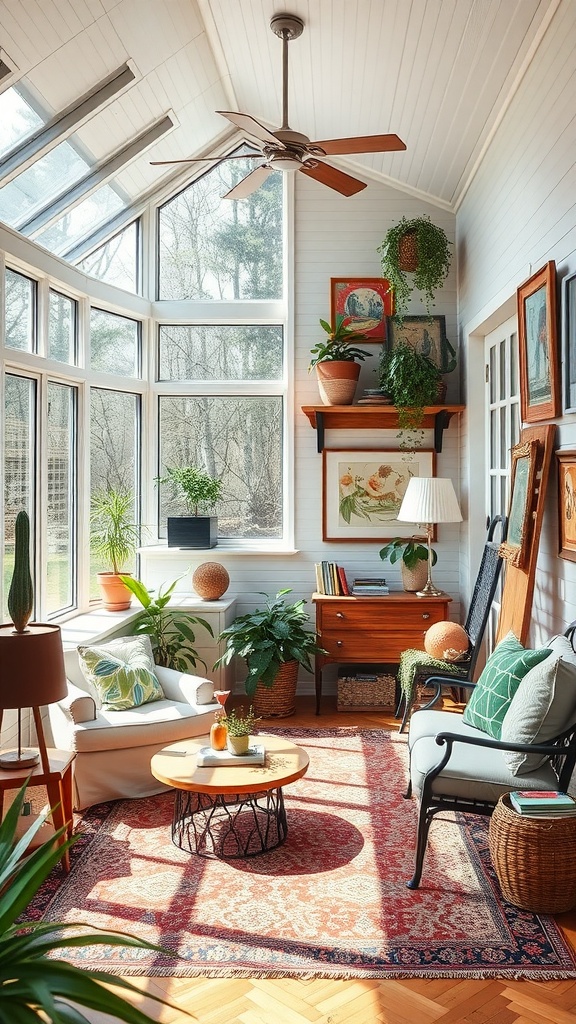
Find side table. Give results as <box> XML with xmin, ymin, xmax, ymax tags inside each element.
<box><xmin>0</xmin><ymin>748</ymin><xmax>76</xmax><ymax>872</ymax></box>
<box><xmin>488</xmin><ymin>793</ymin><xmax>576</xmax><ymax>913</ymax></box>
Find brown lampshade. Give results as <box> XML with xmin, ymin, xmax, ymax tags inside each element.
<box><xmin>0</xmin><ymin>623</ymin><xmax>68</xmax><ymax>709</ymax></box>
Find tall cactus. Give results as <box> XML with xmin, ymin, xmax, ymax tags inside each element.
<box><xmin>8</xmin><ymin>510</ymin><xmax>34</xmax><ymax>633</ymax></box>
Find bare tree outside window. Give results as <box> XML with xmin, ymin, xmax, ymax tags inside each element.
<box><xmin>77</xmin><ymin>221</ymin><xmax>139</xmax><ymax>293</ymax></box>
<box><xmin>5</xmin><ymin>269</ymin><xmax>35</xmax><ymax>352</ymax></box>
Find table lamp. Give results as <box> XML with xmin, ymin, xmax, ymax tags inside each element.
<box><xmin>0</xmin><ymin>623</ymin><xmax>67</xmax><ymax>771</ymax></box>
<box><xmin>397</xmin><ymin>477</ymin><xmax>463</xmax><ymax>597</ymax></box>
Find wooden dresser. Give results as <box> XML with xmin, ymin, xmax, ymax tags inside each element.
<box><xmin>312</xmin><ymin>592</ymin><xmax>452</xmax><ymax>714</ymax></box>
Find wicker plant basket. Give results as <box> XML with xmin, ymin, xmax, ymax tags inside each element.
<box><xmin>398</xmin><ymin>229</ymin><xmax>419</xmax><ymax>272</ymax></box>
<box><xmin>488</xmin><ymin>794</ymin><xmax>576</xmax><ymax>913</ymax></box>
<box><xmin>252</xmin><ymin>660</ymin><xmax>299</xmax><ymax>718</ymax></box>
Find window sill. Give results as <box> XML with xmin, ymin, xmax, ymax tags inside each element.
<box><xmin>138</xmin><ymin>544</ymin><xmax>299</xmax><ymax>556</ymax></box>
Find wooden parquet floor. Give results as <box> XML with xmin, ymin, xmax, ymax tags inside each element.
<box><xmin>101</xmin><ymin>697</ymin><xmax>576</xmax><ymax>1024</ymax></box>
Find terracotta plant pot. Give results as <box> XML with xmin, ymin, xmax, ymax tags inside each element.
<box><xmin>316</xmin><ymin>361</ymin><xmax>360</xmax><ymax>406</ymax></box>
<box><xmin>401</xmin><ymin>560</ymin><xmax>429</xmax><ymax>593</ymax></box>
<box><xmin>96</xmin><ymin>572</ymin><xmax>133</xmax><ymax>611</ymax></box>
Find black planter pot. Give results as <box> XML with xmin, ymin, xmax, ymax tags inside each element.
<box><xmin>167</xmin><ymin>516</ymin><xmax>218</xmax><ymax>549</ymax></box>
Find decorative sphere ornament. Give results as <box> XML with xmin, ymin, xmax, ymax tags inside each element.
<box><xmin>424</xmin><ymin>620</ymin><xmax>469</xmax><ymax>662</ymax></box>
<box><xmin>192</xmin><ymin>562</ymin><xmax>230</xmax><ymax>601</ymax></box>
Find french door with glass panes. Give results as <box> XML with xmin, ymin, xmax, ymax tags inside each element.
<box><xmin>484</xmin><ymin>315</ymin><xmax>520</xmax><ymax>644</ymax></box>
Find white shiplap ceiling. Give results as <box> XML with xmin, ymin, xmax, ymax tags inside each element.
<box><xmin>0</xmin><ymin>0</ymin><xmax>560</xmax><ymax>211</ymax></box>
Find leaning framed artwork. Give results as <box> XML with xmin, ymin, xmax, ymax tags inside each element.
<box><xmin>562</xmin><ymin>271</ymin><xmax>576</xmax><ymax>414</ymax></box>
<box><xmin>322</xmin><ymin>448</ymin><xmax>436</xmax><ymax>541</ymax></box>
<box><xmin>330</xmin><ymin>278</ymin><xmax>394</xmax><ymax>342</ymax></box>
<box><xmin>517</xmin><ymin>260</ymin><xmax>559</xmax><ymax>423</ymax></box>
<box><xmin>557</xmin><ymin>449</ymin><xmax>576</xmax><ymax>562</ymax></box>
<box><xmin>499</xmin><ymin>439</ymin><xmax>538</xmax><ymax>568</ymax></box>
<box><xmin>386</xmin><ymin>315</ymin><xmax>456</xmax><ymax>373</ymax></box>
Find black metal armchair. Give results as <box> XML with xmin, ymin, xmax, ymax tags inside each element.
<box><xmin>396</xmin><ymin>514</ymin><xmax>508</xmax><ymax>732</ymax></box>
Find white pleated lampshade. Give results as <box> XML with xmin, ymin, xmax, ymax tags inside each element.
<box><xmin>397</xmin><ymin>477</ymin><xmax>463</xmax><ymax>525</ymax></box>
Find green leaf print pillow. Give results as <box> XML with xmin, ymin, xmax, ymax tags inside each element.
<box><xmin>78</xmin><ymin>635</ymin><xmax>164</xmax><ymax>711</ymax></box>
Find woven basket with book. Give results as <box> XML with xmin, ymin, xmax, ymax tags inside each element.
<box><xmin>337</xmin><ymin>671</ymin><xmax>396</xmax><ymax>712</ymax></box>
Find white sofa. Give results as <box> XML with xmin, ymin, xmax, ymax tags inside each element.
<box><xmin>46</xmin><ymin>647</ymin><xmax>219</xmax><ymax>810</ymax></box>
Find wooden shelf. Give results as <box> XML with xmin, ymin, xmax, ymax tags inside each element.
<box><xmin>301</xmin><ymin>404</ymin><xmax>465</xmax><ymax>453</ymax></box>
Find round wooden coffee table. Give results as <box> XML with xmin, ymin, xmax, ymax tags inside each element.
<box><xmin>151</xmin><ymin>734</ymin><xmax>309</xmax><ymax>859</ymax></box>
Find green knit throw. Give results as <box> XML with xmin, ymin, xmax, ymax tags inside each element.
<box><xmin>397</xmin><ymin>648</ymin><xmax>468</xmax><ymax>704</ymax></box>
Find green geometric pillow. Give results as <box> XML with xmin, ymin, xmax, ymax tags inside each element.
<box><xmin>78</xmin><ymin>635</ymin><xmax>164</xmax><ymax>711</ymax></box>
<box><xmin>462</xmin><ymin>632</ymin><xmax>551</xmax><ymax>739</ymax></box>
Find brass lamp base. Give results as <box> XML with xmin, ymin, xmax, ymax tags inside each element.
<box><xmin>416</xmin><ymin>581</ymin><xmax>445</xmax><ymax>598</ymax></box>
<box><xmin>0</xmin><ymin>748</ymin><xmax>40</xmax><ymax>770</ymax></box>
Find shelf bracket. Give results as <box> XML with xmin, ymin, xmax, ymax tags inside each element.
<box><xmin>434</xmin><ymin>409</ymin><xmax>452</xmax><ymax>453</ymax></box>
<box><xmin>315</xmin><ymin>410</ymin><xmax>325</xmax><ymax>453</ymax></box>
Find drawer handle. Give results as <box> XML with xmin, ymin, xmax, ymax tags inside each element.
<box><xmin>422</xmin><ymin>613</ymin><xmax>430</xmax><ymax>620</ymax></box>
<box><xmin>336</xmin><ymin>640</ymin><xmax>343</xmax><ymax>647</ymax></box>
<box><xmin>336</xmin><ymin>612</ymin><xmax>345</xmax><ymax>619</ymax></box>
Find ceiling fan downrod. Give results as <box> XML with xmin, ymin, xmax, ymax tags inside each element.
<box><xmin>270</xmin><ymin>13</ymin><xmax>304</xmax><ymax>132</ymax></box>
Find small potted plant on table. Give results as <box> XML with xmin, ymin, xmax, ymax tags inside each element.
<box><xmin>215</xmin><ymin>589</ymin><xmax>325</xmax><ymax>718</ymax></box>
<box><xmin>222</xmin><ymin>705</ymin><xmax>259</xmax><ymax>755</ymax></box>
<box><xmin>309</xmin><ymin>315</ymin><xmax>371</xmax><ymax>405</ymax></box>
<box><xmin>159</xmin><ymin>465</ymin><xmax>222</xmax><ymax>549</ymax></box>
<box><xmin>90</xmin><ymin>488</ymin><xmax>140</xmax><ymax>610</ymax></box>
<box><xmin>379</xmin><ymin>537</ymin><xmax>437</xmax><ymax>592</ymax></box>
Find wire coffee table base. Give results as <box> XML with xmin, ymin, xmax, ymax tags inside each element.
<box><xmin>172</xmin><ymin>787</ymin><xmax>288</xmax><ymax>858</ymax></box>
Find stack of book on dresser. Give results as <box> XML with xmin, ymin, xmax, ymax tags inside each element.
<box><xmin>314</xmin><ymin>561</ymin><xmax>350</xmax><ymax>595</ymax></box>
<box><xmin>351</xmin><ymin>577</ymin><xmax>389</xmax><ymax>596</ymax></box>
<box><xmin>509</xmin><ymin>791</ymin><xmax>576</xmax><ymax>816</ymax></box>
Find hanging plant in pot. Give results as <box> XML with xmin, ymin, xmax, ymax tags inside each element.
<box><xmin>377</xmin><ymin>215</ymin><xmax>452</xmax><ymax>320</ymax></box>
<box><xmin>379</xmin><ymin>341</ymin><xmax>442</xmax><ymax>448</ymax></box>
<box><xmin>379</xmin><ymin>536</ymin><xmax>437</xmax><ymax>592</ymax></box>
<box><xmin>309</xmin><ymin>315</ymin><xmax>371</xmax><ymax>405</ymax></box>
<box><xmin>90</xmin><ymin>488</ymin><xmax>140</xmax><ymax>611</ymax></box>
<box><xmin>214</xmin><ymin>589</ymin><xmax>325</xmax><ymax>718</ymax></box>
<box><xmin>159</xmin><ymin>465</ymin><xmax>222</xmax><ymax>549</ymax></box>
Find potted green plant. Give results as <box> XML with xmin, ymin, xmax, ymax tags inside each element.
<box><xmin>159</xmin><ymin>465</ymin><xmax>222</xmax><ymax>549</ymax></box>
<box><xmin>379</xmin><ymin>341</ymin><xmax>442</xmax><ymax>446</ymax></box>
<box><xmin>120</xmin><ymin>574</ymin><xmax>213</xmax><ymax>671</ymax></box>
<box><xmin>379</xmin><ymin>536</ymin><xmax>437</xmax><ymax>592</ymax></box>
<box><xmin>90</xmin><ymin>488</ymin><xmax>140</xmax><ymax>610</ymax></box>
<box><xmin>0</xmin><ymin>782</ymin><xmax>183</xmax><ymax>1023</ymax></box>
<box><xmin>309</xmin><ymin>314</ymin><xmax>371</xmax><ymax>406</ymax></box>
<box><xmin>222</xmin><ymin>705</ymin><xmax>259</xmax><ymax>755</ymax></box>
<box><xmin>215</xmin><ymin>589</ymin><xmax>325</xmax><ymax>718</ymax></box>
<box><xmin>377</xmin><ymin>215</ymin><xmax>452</xmax><ymax>319</ymax></box>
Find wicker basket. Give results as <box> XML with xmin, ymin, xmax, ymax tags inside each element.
<box><xmin>252</xmin><ymin>660</ymin><xmax>299</xmax><ymax>718</ymax></box>
<box><xmin>488</xmin><ymin>794</ymin><xmax>576</xmax><ymax>913</ymax></box>
<box><xmin>337</xmin><ymin>672</ymin><xmax>396</xmax><ymax>712</ymax></box>
<box><xmin>398</xmin><ymin>230</ymin><xmax>419</xmax><ymax>272</ymax></box>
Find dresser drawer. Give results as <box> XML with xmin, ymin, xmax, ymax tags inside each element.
<box><xmin>321</xmin><ymin>629</ymin><xmax>429</xmax><ymax>661</ymax></box>
<box><xmin>319</xmin><ymin>601</ymin><xmax>446</xmax><ymax>631</ymax></box>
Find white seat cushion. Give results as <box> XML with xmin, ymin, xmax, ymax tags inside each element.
<box><xmin>408</xmin><ymin>708</ymin><xmax>480</xmax><ymax>750</ymax></box>
<box><xmin>70</xmin><ymin>698</ymin><xmax>214</xmax><ymax>752</ymax></box>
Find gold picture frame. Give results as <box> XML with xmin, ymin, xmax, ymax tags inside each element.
<box><xmin>499</xmin><ymin>439</ymin><xmax>538</xmax><ymax>568</ymax></box>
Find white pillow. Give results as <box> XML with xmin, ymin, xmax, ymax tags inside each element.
<box><xmin>501</xmin><ymin>638</ymin><xmax>576</xmax><ymax>775</ymax></box>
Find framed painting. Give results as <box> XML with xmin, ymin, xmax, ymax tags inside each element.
<box><xmin>499</xmin><ymin>439</ymin><xmax>538</xmax><ymax>568</ymax></box>
<box><xmin>386</xmin><ymin>315</ymin><xmax>456</xmax><ymax>373</ymax></box>
<box><xmin>517</xmin><ymin>260</ymin><xmax>559</xmax><ymax>423</ymax></box>
<box><xmin>330</xmin><ymin>278</ymin><xmax>394</xmax><ymax>342</ymax></box>
<box><xmin>322</xmin><ymin>448</ymin><xmax>436</xmax><ymax>542</ymax></box>
<box><xmin>557</xmin><ymin>449</ymin><xmax>576</xmax><ymax>562</ymax></box>
<box><xmin>562</xmin><ymin>271</ymin><xmax>576</xmax><ymax>414</ymax></box>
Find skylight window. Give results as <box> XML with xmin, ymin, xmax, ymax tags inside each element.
<box><xmin>34</xmin><ymin>185</ymin><xmax>127</xmax><ymax>257</ymax></box>
<box><xmin>0</xmin><ymin>87</ymin><xmax>44</xmax><ymax>159</ymax></box>
<box><xmin>0</xmin><ymin>141</ymin><xmax>90</xmax><ymax>228</ymax></box>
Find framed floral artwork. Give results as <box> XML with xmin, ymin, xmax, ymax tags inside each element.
<box><xmin>322</xmin><ymin>448</ymin><xmax>436</xmax><ymax>541</ymax></box>
<box><xmin>517</xmin><ymin>260</ymin><xmax>559</xmax><ymax>423</ymax></box>
<box><xmin>557</xmin><ymin>449</ymin><xmax>576</xmax><ymax>562</ymax></box>
<box><xmin>499</xmin><ymin>439</ymin><xmax>538</xmax><ymax>568</ymax></box>
<box><xmin>330</xmin><ymin>278</ymin><xmax>394</xmax><ymax>342</ymax></box>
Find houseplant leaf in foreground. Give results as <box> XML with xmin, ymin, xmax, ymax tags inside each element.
<box><xmin>0</xmin><ymin>784</ymin><xmax>190</xmax><ymax>1024</ymax></box>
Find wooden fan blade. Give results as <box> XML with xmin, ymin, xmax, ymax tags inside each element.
<box><xmin>300</xmin><ymin>161</ymin><xmax>367</xmax><ymax>196</ymax></box>
<box><xmin>150</xmin><ymin>154</ymin><xmax>262</xmax><ymax>166</ymax></box>
<box><xmin>310</xmin><ymin>134</ymin><xmax>406</xmax><ymax>155</ymax></box>
<box><xmin>223</xmin><ymin>165</ymin><xmax>273</xmax><ymax>200</ymax></box>
<box><xmin>217</xmin><ymin>111</ymin><xmax>284</xmax><ymax>148</ymax></box>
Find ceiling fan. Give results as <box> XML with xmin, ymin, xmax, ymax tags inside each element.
<box><xmin>150</xmin><ymin>13</ymin><xmax>406</xmax><ymax>199</ymax></box>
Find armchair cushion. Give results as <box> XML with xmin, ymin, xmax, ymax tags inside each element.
<box><xmin>78</xmin><ymin>635</ymin><xmax>164</xmax><ymax>711</ymax></box>
<box><xmin>154</xmin><ymin>665</ymin><xmax>214</xmax><ymax>705</ymax></box>
<box><xmin>55</xmin><ymin>680</ymin><xmax>97</xmax><ymax>725</ymax></box>
<box><xmin>462</xmin><ymin>632</ymin><xmax>550</xmax><ymax>738</ymax></box>
<box><xmin>500</xmin><ymin>636</ymin><xmax>576</xmax><ymax>774</ymax></box>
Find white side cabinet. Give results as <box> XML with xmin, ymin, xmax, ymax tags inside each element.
<box><xmin>169</xmin><ymin>596</ymin><xmax>237</xmax><ymax>691</ymax></box>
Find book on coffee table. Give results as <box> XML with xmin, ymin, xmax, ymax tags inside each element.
<box><xmin>196</xmin><ymin>744</ymin><xmax>266</xmax><ymax>767</ymax></box>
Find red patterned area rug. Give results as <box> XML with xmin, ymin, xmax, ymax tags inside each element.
<box><xmin>26</xmin><ymin>728</ymin><xmax>576</xmax><ymax>979</ymax></box>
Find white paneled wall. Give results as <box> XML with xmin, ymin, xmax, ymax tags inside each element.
<box><xmin>458</xmin><ymin>0</ymin><xmax>576</xmax><ymax>644</ymax></box>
